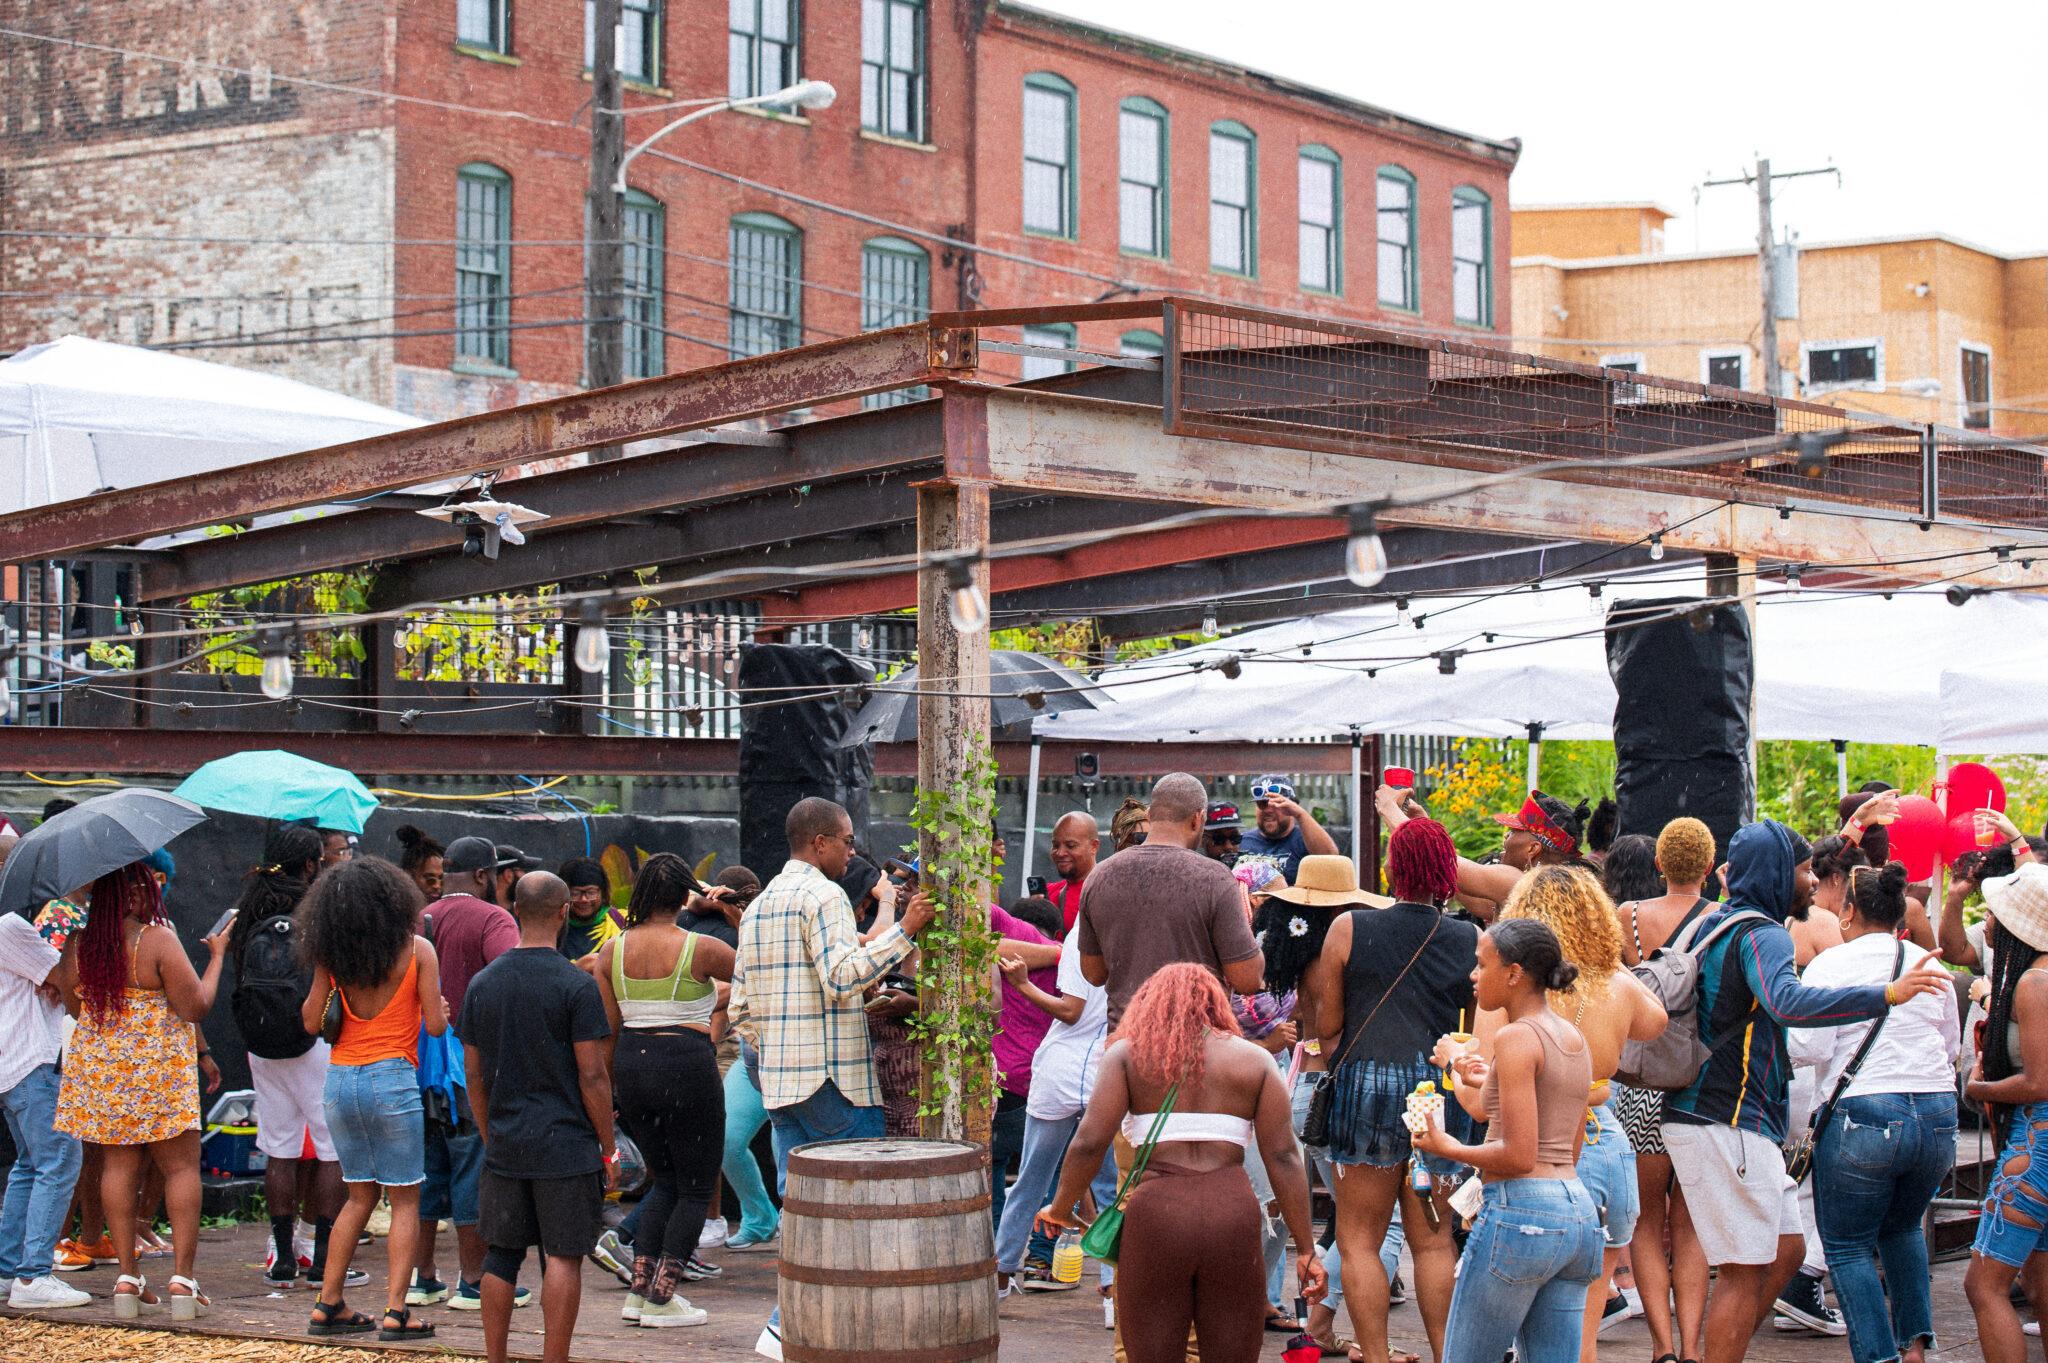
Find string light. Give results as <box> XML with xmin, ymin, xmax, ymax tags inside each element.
<box><xmin>1395</xmin><ymin>596</ymin><xmax>1411</xmax><ymax>625</ymax></box>
<box><xmin>1586</xmin><ymin>580</ymin><xmax>1605</xmax><ymax>618</ymax></box>
<box><xmin>1344</xmin><ymin>503</ymin><xmax>1389</xmax><ymax>588</ymax></box>
<box><xmin>857</xmin><ymin>625</ymin><xmax>874</xmax><ymax>650</ymax></box>
<box><xmin>1785</xmin><ymin>563</ymin><xmax>1804</xmax><ymax>592</ymax></box>
<box><xmin>1218</xmin><ymin>655</ymin><xmax>1242</xmax><ymax>680</ymax></box>
<box><xmin>1648</xmin><ymin>533</ymin><xmax>1665</xmax><ymax>561</ymax></box>
<box><xmin>1998</xmin><ymin>546</ymin><xmax>2019</xmax><ymax>583</ymax></box>
<box><xmin>257</xmin><ymin>627</ymin><xmax>294</xmax><ymax>700</ymax></box>
<box><xmin>572</xmin><ymin>599</ymin><xmax>611</xmax><ymax>676</ymax></box>
<box><xmin>943</xmin><ymin>555</ymin><xmax>989</xmax><ymax>635</ymax></box>
<box><xmin>1201</xmin><ymin>609</ymin><xmax>1218</xmax><ymax>637</ymax></box>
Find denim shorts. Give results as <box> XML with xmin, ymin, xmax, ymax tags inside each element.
<box><xmin>1326</xmin><ymin>1056</ymin><xmax>1473</xmax><ymax>1172</ymax></box>
<box><xmin>325</xmin><ymin>1058</ymin><xmax>425</xmax><ymax>1188</ymax></box>
<box><xmin>1976</xmin><ymin>1099</ymin><xmax>2048</xmax><ymax>1267</ymax></box>
<box><xmin>1576</xmin><ymin>1102</ymin><xmax>1640</xmax><ymax>1247</ymax></box>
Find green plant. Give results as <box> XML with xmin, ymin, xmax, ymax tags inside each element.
<box><xmin>905</xmin><ymin>739</ymin><xmax>1001</xmax><ymax>1140</ymax></box>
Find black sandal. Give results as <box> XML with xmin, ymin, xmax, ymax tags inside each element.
<box><xmin>1652</xmin><ymin>1355</ymin><xmax>1678</xmax><ymax>1363</ymax></box>
<box><xmin>379</xmin><ymin>1306</ymin><xmax>436</xmax><ymax>1341</ymax></box>
<box><xmin>308</xmin><ymin>1300</ymin><xmax>376</xmax><ymax>1336</ymax></box>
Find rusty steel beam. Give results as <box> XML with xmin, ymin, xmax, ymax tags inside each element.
<box><xmin>144</xmin><ymin>400</ymin><xmax>946</xmax><ymax>600</ymax></box>
<box><xmin>971</xmin><ymin>387</ymin><xmax>2048</xmax><ymax>591</ymax></box>
<box><xmin>0</xmin><ymin>726</ymin><xmax>1354</xmax><ymax>779</ymax></box>
<box><xmin>0</xmin><ymin>327</ymin><xmax>940</xmax><ymax>564</ymax></box>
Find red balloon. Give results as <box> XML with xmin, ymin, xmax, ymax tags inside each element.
<box><xmin>1887</xmin><ymin>794</ymin><xmax>1946</xmax><ymax>882</ymax></box>
<box><xmin>1942</xmin><ymin>810</ymin><xmax>1992</xmax><ymax>864</ymax></box>
<box><xmin>1947</xmin><ymin>762</ymin><xmax>2007</xmax><ymax>817</ymax></box>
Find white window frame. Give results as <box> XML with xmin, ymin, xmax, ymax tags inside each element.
<box><xmin>1699</xmin><ymin>348</ymin><xmax>1749</xmax><ymax>391</ymax></box>
<box><xmin>1599</xmin><ymin>352</ymin><xmax>1646</xmax><ymax>405</ymax></box>
<box><xmin>1800</xmin><ymin>336</ymin><xmax>1884</xmax><ymax>396</ymax></box>
<box><xmin>1959</xmin><ymin>340</ymin><xmax>1994</xmax><ymax>429</ymax></box>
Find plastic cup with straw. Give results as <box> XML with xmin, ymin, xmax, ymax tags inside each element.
<box><xmin>1441</xmin><ymin>1008</ymin><xmax>1471</xmax><ymax>1092</ymax></box>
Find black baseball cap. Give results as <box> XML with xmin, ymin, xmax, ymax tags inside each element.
<box><xmin>444</xmin><ymin>836</ymin><xmax>537</xmax><ymax>875</ymax></box>
<box><xmin>495</xmin><ymin>843</ymin><xmax>544</xmax><ymax>872</ymax></box>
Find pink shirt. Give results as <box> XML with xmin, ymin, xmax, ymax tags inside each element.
<box><xmin>424</xmin><ymin>893</ymin><xmax>519</xmax><ymax>1030</ymax></box>
<box><xmin>991</xmin><ymin>906</ymin><xmax>1058</xmax><ymax>1098</ymax></box>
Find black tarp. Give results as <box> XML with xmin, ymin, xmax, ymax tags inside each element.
<box><xmin>1606</xmin><ymin>597</ymin><xmax>1754</xmax><ymax>871</ymax></box>
<box><xmin>737</xmin><ymin>643</ymin><xmax>874</xmax><ymax>877</ymax></box>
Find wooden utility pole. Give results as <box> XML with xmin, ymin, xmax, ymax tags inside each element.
<box><xmin>1699</xmin><ymin>158</ymin><xmax>1838</xmax><ymax>399</ymax></box>
<box><xmin>914</xmin><ymin>481</ymin><xmax>993</xmax><ymax>1144</ymax></box>
<box><xmin>586</xmin><ymin>0</ymin><xmax>625</xmax><ymax>461</ymax></box>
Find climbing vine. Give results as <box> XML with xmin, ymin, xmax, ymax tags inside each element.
<box><xmin>906</xmin><ymin>738</ymin><xmax>1002</xmax><ymax>1141</ymax></box>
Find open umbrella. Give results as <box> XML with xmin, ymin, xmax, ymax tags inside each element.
<box><xmin>838</xmin><ymin>650</ymin><xmax>1108</xmax><ymax>746</ymax></box>
<box><xmin>0</xmin><ymin>788</ymin><xmax>206</xmax><ymax>915</ymax></box>
<box><xmin>174</xmin><ymin>750</ymin><xmax>378</xmax><ymax>834</ymax></box>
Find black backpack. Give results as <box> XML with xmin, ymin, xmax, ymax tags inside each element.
<box><xmin>232</xmin><ymin>914</ymin><xmax>316</xmax><ymax>1060</ymax></box>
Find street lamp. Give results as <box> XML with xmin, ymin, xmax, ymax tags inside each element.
<box><xmin>614</xmin><ymin>80</ymin><xmax>837</xmax><ymax>194</ymax></box>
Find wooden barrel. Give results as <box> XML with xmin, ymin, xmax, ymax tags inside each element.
<box><xmin>779</xmin><ymin>1137</ymin><xmax>998</xmax><ymax>1363</ymax></box>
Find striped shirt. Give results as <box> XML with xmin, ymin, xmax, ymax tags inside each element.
<box><xmin>731</xmin><ymin>859</ymin><xmax>914</xmax><ymax>1111</ymax></box>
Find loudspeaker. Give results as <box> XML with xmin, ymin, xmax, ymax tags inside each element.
<box><xmin>1606</xmin><ymin>598</ymin><xmax>1752</xmax><ymax>870</ymax></box>
<box><xmin>737</xmin><ymin>644</ymin><xmax>873</xmax><ymax>875</ymax></box>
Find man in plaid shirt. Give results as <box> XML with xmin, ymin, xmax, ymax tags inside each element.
<box><xmin>732</xmin><ymin>797</ymin><xmax>932</xmax><ymax>1362</ymax></box>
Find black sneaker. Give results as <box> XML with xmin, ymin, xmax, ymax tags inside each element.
<box><xmin>1388</xmin><ymin>1273</ymin><xmax>1408</xmax><ymax>1306</ymax></box>
<box><xmin>1772</xmin><ymin>1271</ymin><xmax>1846</xmax><ymax>1336</ymax></box>
<box><xmin>1597</xmin><ymin>1291</ymin><xmax>1632</xmax><ymax>1334</ymax></box>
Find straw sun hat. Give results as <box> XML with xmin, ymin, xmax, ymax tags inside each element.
<box><xmin>1984</xmin><ymin>862</ymin><xmax>2048</xmax><ymax>953</ymax></box>
<box><xmin>1261</xmin><ymin>854</ymin><xmax>1392</xmax><ymax>910</ymax></box>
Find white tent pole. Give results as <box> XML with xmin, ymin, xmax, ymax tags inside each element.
<box><xmin>1350</xmin><ymin>730</ymin><xmax>1364</xmax><ymax>867</ymax></box>
<box><xmin>1526</xmin><ymin>723</ymin><xmax>1545</xmax><ymax>793</ymax></box>
<box><xmin>1020</xmin><ymin>738</ymin><xmax>1043</xmax><ymax>881</ymax></box>
<box><xmin>1833</xmin><ymin>739</ymin><xmax>1849</xmax><ymax>798</ymax></box>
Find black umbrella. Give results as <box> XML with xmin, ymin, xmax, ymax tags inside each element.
<box><xmin>839</xmin><ymin>650</ymin><xmax>1108</xmax><ymax>745</ymax></box>
<box><xmin>0</xmin><ymin>788</ymin><xmax>207</xmax><ymax>916</ymax></box>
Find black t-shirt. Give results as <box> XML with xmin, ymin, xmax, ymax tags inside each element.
<box><xmin>679</xmin><ymin>906</ymin><xmax>738</xmax><ymax>949</ymax></box>
<box><xmin>1336</xmin><ymin>902</ymin><xmax>1478</xmax><ymax>1067</ymax></box>
<box><xmin>458</xmin><ymin>947</ymin><xmax>613</xmax><ymax>1179</ymax></box>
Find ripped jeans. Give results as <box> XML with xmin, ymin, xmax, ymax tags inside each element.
<box><xmin>1976</xmin><ymin>1098</ymin><xmax>2048</xmax><ymax>1267</ymax></box>
<box><xmin>1814</xmin><ymin>1091</ymin><xmax>1954</xmax><ymax>1363</ymax></box>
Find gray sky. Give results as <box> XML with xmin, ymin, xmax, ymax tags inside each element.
<box><xmin>1022</xmin><ymin>0</ymin><xmax>2046</xmax><ymax>257</ymax></box>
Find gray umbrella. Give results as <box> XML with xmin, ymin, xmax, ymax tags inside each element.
<box><xmin>0</xmin><ymin>788</ymin><xmax>207</xmax><ymax>915</ymax></box>
<box><xmin>840</xmin><ymin>650</ymin><xmax>1108</xmax><ymax>746</ymax></box>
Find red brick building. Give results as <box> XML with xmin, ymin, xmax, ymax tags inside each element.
<box><xmin>1</xmin><ymin>1</ymin><xmax>1519</xmax><ymax>418</ymax></box>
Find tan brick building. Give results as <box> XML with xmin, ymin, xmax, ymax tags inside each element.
<box><xmin>1511</xmin><ymin>207</ymin><xmax>2048</xmax><ymax>439</ymax></box>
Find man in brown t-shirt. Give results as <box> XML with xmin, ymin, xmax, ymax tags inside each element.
<box><xmin>1077</xmin><ymin>773</ymin><xmax>1265</xmax><ymax>1026</ymax></box>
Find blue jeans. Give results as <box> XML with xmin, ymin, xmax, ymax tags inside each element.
<box><xmin>992</xmin><ymin>1111</ymin><xmax>1117</xmax><ymax>1280</ymax></box>
<box><xmin>1441</xmin><ymin>1178</ymin><xmax>1603</xmax><ymax>1363</ymax></box>
<box><xmin>989</xmin><ymin>1091</ymin><xmax>1027</xmax><ymax>1234</ymax></box>
<box><xmin>1814</xmin><ymin>1091</ymin><xmax>1956</xmax><ymax>1363</ymax></box>
<box><xmin>765</xmin><ymin>1074</ymin><xmax>885</xmax><ymax>1335</ymax></box>
<box><xmin>722</xmin><ymin>1054</ymin><xmax>778</xmax><ymax>1242</ymax></box>
<box><xmin>0</xmin><ymin>1064</ymin><xmax>81</xmax><ymax>1281</ymax></box>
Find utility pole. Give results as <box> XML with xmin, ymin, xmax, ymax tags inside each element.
<box><xmin>587</xmin><ymin>0</ymin><xmax>625</xmax><ymax>461</ymax></box>
<box><xmin>1699</xmin><ymin>157</ymin><xmax>1839</xmax><ymax>399</ymax></box>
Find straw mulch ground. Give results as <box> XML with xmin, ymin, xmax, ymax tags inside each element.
<box><xmin>0</xmin><ymin>1316</ymin><xmax>399</xmax><ymax>1362</ymax></box>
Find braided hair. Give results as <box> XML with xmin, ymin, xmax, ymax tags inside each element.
<box><xmin>1982</xmin><ymin>917</ymin><xmax>2042</xmax><ymax>1143</ymax></box>
<box><xmin>1253</xmin><ymin>898</ymin><xmax>1339</xmax><ymax>997</ymax></box>
<box><xmin>75</xmin><ymin>862</ymin><xmax>168</xmax><ymax>1022</ymax></box>
<box><xmin>625</xmin><ymin>852</ymin><xmax>699</xmax><ymax>925</ymax></box>
<box><xmin>227</xmin><ymin>822</ymin><xmax>324</xmax><ymax>962</ymax></box>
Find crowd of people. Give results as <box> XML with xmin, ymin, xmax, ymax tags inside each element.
<box><xmin>0</xmin><ymin>768</ymin><xmax>2041</xmax><ymax>1363</ymax></box>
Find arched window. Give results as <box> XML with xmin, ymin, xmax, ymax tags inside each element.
<box><xmin>1298</xmin><ymin>144</ymin><xmax>1340</xmax><ymax>294</ymax></box>
<box><xmin>1375</xmin><ymin>165</ymin><xmax>1417</xmax><ymax>311</ymax></box>
<box><xmin>455</xmin><ymin>162</ymin><xmax>512</xmax><ymax>368</ymax></box>
<box><xmin>1452</xmin><ymin>186</ymin><xmax>1493</xmax><ymax>327</ymax></box>
<box><xmin>1023</xmin><ymin>73</ymin><xmax>1077</xmax><ymax>238</ymax></box>
<box><xmin>1209</xmin><ymin>120</ymin><xmax>1256</xmax><ymax>275</ymax></box>
<box><xmin>729</xmin><ymin>212</ymin><xmax>802</xmax><ymax>358</ymax></box>
<box><xmin>1119</xmin><ymin>96</ymin><xmax>1168</xmax><ymax>257</ymax></box>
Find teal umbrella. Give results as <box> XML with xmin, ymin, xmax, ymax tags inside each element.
<box><xmin>174</xmin><ymin>750</ymin><xmax>378</xmax><ymax>834</ymax></box>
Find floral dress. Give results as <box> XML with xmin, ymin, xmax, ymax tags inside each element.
<box><xmin>55</xmin><ymin>985</ymin><xmax>200</xmax><ymax>1145</ymax></box>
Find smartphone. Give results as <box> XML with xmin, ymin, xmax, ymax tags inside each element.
<box><xmin>884</xmin><ymin>857</ymin><xmax>919</xmax><ymax>881</ymax></box>
<box><xmin>1025</xmin><ymin>875</ymin><xmax>1047</xmax><ymax>897</ymax></box>
<box><xmin>205</xmin><ymin>907</ymin><xmax>236</xmax><ymax>939</ymax></box>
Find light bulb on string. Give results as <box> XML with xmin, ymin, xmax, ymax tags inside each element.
<box><xmin>943</xmin><ymin>555</ymin><xmax>988</xmax><ymax>635</ymax></box>
<box><xmin>1394</xmin><ymin>596</ymin><xmax>1411</xmax><ymax>625</ymax></box>
<box><xmin>573</xmin><ymin>599</ymin><xmax>611</xmax><ymax>676</ymax></box>
<box><xmin>1586</xmin><ymin>581</ymin><xmax>1605</xmax><ymax>619</ymax></box>
<box><xmin>1785</xmin><ymin>563</ymin><xmax>1804</xmax><ymax>593</ymax></box>
<box><xmin>1344</xmin><ymin>504</ymin><xmax>1389</xmax><ymax>588</ymax></box>
<box><xmin>858</xmin><ymin>625</ymin><xmax>874</xmax><ymax>651</ymax></box>
<box><xmin>257</xmin><ymin>627</ymin><xmax>294</xmax><ymax>701</ymax></box>
<box><xmin>1201</xmin><ymin>609</ymin><xmax>1218</xmax><ymax>637</ymax></box>
<box><xmin>1998</xmin><ymin>547</ymin><xmax>2018</xmax><ymax>583</ymax></box>
<box><xmin>1648</xmin><ymin>533</ymin><xmax>1665</xmax><ymax>562</ymax></box>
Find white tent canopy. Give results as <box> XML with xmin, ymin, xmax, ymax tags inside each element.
<box><xmin>1938</xmin><ymin>650</ymin><xmax>2048</xmax><ymax>754</ymax></box>
<box><xmin>1037</xmin><ymin>574</ymin><xmax>2048</xmax><ymax>750</ymax></box>
<box><xmin>0</xmin><ymin>336</ymin><xmax>423</xmax><ymax>515</ymax></box>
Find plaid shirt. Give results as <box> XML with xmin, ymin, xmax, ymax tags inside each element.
<box><xmin>731</xmin><ymin>859</ymin><xmax>913</xmax><ymax>1110</ymax></box>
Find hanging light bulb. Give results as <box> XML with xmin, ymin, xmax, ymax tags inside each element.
<box><xmin>1394</xmin><ymin>596</ymin><xmax>1411</xmax><ymax>625</ymax></box>
<box><xmin>1586</xmin><ymin>581</ymin><xmax>1605</xmax><ymax>618</ymax></box>
<box><xmin>723</xmin><ymin>653</ymin><xmax>738</xmax><ymax>676</ymax></box>
<box><xmin>858</xmin><ymin>625</ymin><xmax>874</xmax><ymax>651</ymax></box>
<box><xmin>1648</xmin><ymin>533</ymin><xmax>1665</xmax><ymax>562</ymax></box>
<box><xmin>573</xmin><ymin>599</ymin><xmax>611</xmax><ymax>675</ymax></box>
<box><xmin>1998</xmin><ymin>546</ymin><xmax>2019</xmax><ymax>583</ymax></box>
<box><xmin>1201</xmin><ymin>609</ymin><xmax>1218</xmax><ymax>637</ymax></box>
<box><xmin>257</xmin><ymin>627</ymin><xmax>294</xmax><ymax>701</ymax></box>
<box><xmin>943</xmin><ymin>555</ymin><xmax>988</xmax><ymax>635</ymax></box>
<box><xmin>1344</xmin><ymin>503</ymin><xmax>1389</xmax><ymax>588</ymax></box>
<box><xmin>1785</xmin><ymin>563</ymin><xmax>1804</xmax><ymax>593</ymax></box>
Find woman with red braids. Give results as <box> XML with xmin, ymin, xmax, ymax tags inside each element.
<box><xmin>52</xmin><ymin>860</ymin><xmax>231</xmax><ymax>1319</ymax></box>
<box><xmin>1308</xmin><ymin>819</ymin><xmax>1479</xmax><ymax>1363</ymax></box>
<box><xmin>1035</xmin><ymin>962</ymin><xmax>1325</xmax><ymax>1363</ymax></box>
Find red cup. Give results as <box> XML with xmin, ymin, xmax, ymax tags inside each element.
<box><xmin>1384</xmin><ymin>766</ymin><xmax>1416</xmax><ymax>789</ymax></box>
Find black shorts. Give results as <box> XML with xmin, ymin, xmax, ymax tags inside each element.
<box><xmin>476</xmin><ymin>1168</ymin><xmax>604</xmax><ymax>1258</ymax></box>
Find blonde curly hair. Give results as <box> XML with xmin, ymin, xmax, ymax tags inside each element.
<box><xmin>1500</xmin><ymin>864</ymin><xmax>1623</xmax><ymax>998</ymax></box>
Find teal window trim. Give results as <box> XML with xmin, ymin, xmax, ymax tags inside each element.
<box><xmin>619</xmin><ymin>188</ymin><xmax>665</xmax><ymax>380</ymax></box>
<box><xmin>455</xmin><ymin>162</ymin><xmax>512</xmax><ymax>368</ymax></box>
<box><xmin>1375</xmin><ymin>164</ymin><xmax>1419</xmax><ymax>313</ymax></box>
<box><xmin>1117</xmin><ymin>95</ymin><xmax>1169</xmax><ymax>260</ymax></box>
<box><xmin>729</xmin><ymin>0</ymin><xmax>800</xmax><ymax>100</ymax></box>
<box><xmin>1208</xmin><ymin>119</ymin><xmax>1257</xmax><ymax>278</ymax></box>
<box><xmin>860</xmin><ymin>0</ymin><xmax>926</xmax><ymax>143</ymax></box>
<box><xmin>860</xmin><ymin>236</ymin><xmax>930</xmax><ymax>408</ymax></box>
<box><xmin>1118</xmin><ymin>328</ymin><xmax>1162</xmax><ymax>358</ymax></box>
<box><xmin>1452</xmin><ymin>184</ymin><xmax>1494</xmax><ymax>329</ymax></box>
<box><xmin>1020</xmin><ymin>321</ymin><xmax>1077</xmax><ymax>380</ymax></box>
<box><xmin>1022</xmin><ymin>72</ymin><xmax>1077</xmax><ymax>240</ymax></box>
<box><xmin>1297</xmin><ymin>143</ymin><xmax>1341</xmax><ymax>296</ymax></box>
<box><xmin>458</xmin><ymin>0</ymin><xmax>513</xmax><ymax>54</ymax></box>
<box><xmin>728</xmin><ymin>211</ymin><xmax>803</xmax><ymax>358</ymax></box>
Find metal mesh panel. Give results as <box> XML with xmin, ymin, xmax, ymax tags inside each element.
<box><xmin>1935</xmin><ymin>427</ymin><xmax>2048</xmax><ymax>529</ymax></box>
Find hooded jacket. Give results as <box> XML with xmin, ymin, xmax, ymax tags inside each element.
<box><xmin>1664</xmin><ymin>819</ymin><xmax>1890</xmax><ymax>1141</ymax></box>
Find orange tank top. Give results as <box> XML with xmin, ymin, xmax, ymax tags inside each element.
<box><xmin>330</xmin><ymin>950</ymin><xmax>422</xmax><ymax>1067</ymax></box>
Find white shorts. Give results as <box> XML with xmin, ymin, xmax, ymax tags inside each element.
<box><xmin>249</xmin><ymin>1042</ymin><xmax>338</xmax><ymax>1162</ymax></box>
<box><xmin>1661</xmin><ymin>1121</ymin><xmax>1802</xmax><ymax>1266</ymax></box>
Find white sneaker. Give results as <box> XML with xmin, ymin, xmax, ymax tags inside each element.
<box><xmin>2027</xmin><ymin>1320</ymin><xmax>2041</xmax><ymax>1338</ymax></box>
<box><xmin>639</xmin><ymin>1294</ymin><xmax>710</xmax><ymax>1327</ymax></box>
<box><xmin>10</xmin><ymin>1275</ymin><xmax>93</xmax><ymax>1309</ymax></box>
<box><xmin>622</xmin><ymin>1292</ymin><xmax>645</xmax><ymax>1323</ymax></box>
<box><xmin>756</xmin><ymin>1323</ymin><xmax>785</xmax><ymax>1360</ymax></box>
<box><xmin>699</xmin><ymin>1217</ymin><xmax>729</xmax><ymax>1249</ymax></box>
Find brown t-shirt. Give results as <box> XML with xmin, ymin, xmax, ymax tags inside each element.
<box><xmin>1074</xmin><ymin>842</ymin><xmax>1261</xmax><ymax>1027</ymax></box>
